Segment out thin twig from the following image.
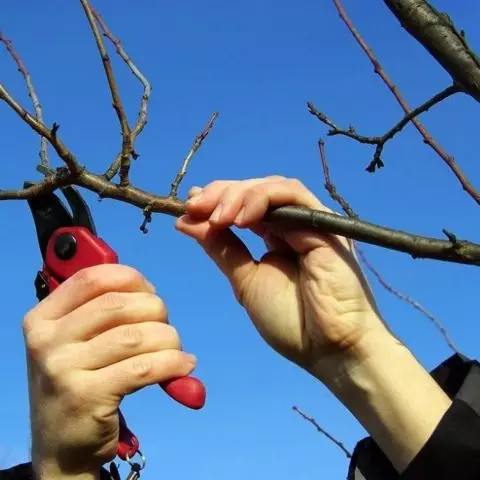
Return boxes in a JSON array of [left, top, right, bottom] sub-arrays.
[[0, 83, 80, 173], [329, 0, 480, 206], [2, 15, 480, 267], [170, 112, 219, 198], [0, 32, 49, 169], [356, 247, 459, 353], [318, 139, 357, 218], [80, 0, 133, 186], [318, 139, 458, 352], [90, 7, 153, 181], [309, 84, 465, 174], [292, 406, 352, 458]]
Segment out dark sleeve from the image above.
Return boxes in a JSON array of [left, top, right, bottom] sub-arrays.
[[347, 353, 480, 480], [0, 462, 113, 480]]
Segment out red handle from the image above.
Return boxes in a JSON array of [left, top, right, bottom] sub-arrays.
[[160, 376, 206, 410]]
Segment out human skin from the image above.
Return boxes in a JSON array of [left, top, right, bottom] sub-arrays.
[[175, 176, 452, 473], [25, 175, 451, 478]]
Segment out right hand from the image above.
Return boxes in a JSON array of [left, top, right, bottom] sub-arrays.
[[176, 177, 389, 381], [23, 264, 197, 478]]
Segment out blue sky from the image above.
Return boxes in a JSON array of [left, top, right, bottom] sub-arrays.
[[1, 1, 479, 478]]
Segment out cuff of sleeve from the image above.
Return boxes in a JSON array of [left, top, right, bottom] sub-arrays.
[[348, 353, 480, 480]]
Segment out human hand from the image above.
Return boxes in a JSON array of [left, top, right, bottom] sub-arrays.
[[176, 176, 452, 472], [175, 176, 387, 381], [23, 264, 196, 479]]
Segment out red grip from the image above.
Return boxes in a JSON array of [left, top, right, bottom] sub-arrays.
[[117, 410, 139, 461], [160, 376, 206, 410]]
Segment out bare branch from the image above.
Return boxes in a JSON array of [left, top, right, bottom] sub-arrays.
[[292, 406, 352, 458], [383, 0, 480, 102], [309, 84, 464, 171], [356, 247, 459, 353], [0, 32, 49, 169], [170, 112, 219, 198], [2, 5, 480, 268], [2, 79, 480, 266], [318, 139, 357, 218], [80, 0, 133, 186], [90, 7, 153, 181], [328, 0, 480, 206], [0, 83, 81, 174], [318, 138, 458, 352]]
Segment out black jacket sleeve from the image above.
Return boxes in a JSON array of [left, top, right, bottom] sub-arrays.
[[348, 353, 480, 480], [0, 463, 113, 480]]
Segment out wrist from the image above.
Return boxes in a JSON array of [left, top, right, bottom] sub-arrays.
[[311, 323, 452, 472]]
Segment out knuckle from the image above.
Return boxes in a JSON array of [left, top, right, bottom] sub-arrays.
[[24, 327, 52, 358], [42, 352, 66, 380], [131, 358, 154, 379], [265, 175, 286, 182], [73, 265, 146, 293], [118, 324, 143, 348], [285, 177, 304, 189], [22, 310, 39, 336], [143, 293, 168, 323], [249, 183, 269, 197], [208, 180, 226, 190], [100, 291, 128, 311], [118, 265, 146, 286], [72, 266, 106, 292], [161, 324, 181, 349]]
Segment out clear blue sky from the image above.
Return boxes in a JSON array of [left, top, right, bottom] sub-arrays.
[[1, 1, 479, 478]]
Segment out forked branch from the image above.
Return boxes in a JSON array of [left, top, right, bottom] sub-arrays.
[[318, 139, 458, 352], [80, 0, 133, 186], [90, 7, 153, 181], [1, 2, 480, 268], [318, 0, 480, 206]]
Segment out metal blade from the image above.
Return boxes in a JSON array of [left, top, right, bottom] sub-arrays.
[[24, 182, 74, 260], [60, 185, 97, 236]]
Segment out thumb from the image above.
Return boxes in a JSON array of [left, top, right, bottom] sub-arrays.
[[175, 215, 257, 304]]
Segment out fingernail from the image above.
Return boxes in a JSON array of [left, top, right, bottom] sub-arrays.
[[210, 204, 223, 222], [186, 193, 203, 206], [184, 353, 197, 364], [188, 186, 203, 198], [146, 281, 156, 293]]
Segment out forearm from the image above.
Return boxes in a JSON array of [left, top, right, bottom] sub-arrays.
[[317, 327, 452, 473]]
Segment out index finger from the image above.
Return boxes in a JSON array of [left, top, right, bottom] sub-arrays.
[[30, 264, 155, 321]]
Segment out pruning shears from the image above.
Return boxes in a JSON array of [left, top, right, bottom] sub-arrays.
[[24, 181, 207, 464]]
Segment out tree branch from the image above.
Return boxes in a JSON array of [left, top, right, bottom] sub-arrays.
[[2, 7, 480, 268], [170, 112, 219, 198], [383, 0, 480, 102], [0, 83, 81, 174], [80, 0, 133, 186], [327, 0, 480, 206], [90, 7, 153, 181], [2, 78, 480, 266], [318, 139, 357, 218], [292, 406, 352, 459], [0, 32, 49, 169], [318, 138, 458, 352], [356, 246, 459, 353]]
